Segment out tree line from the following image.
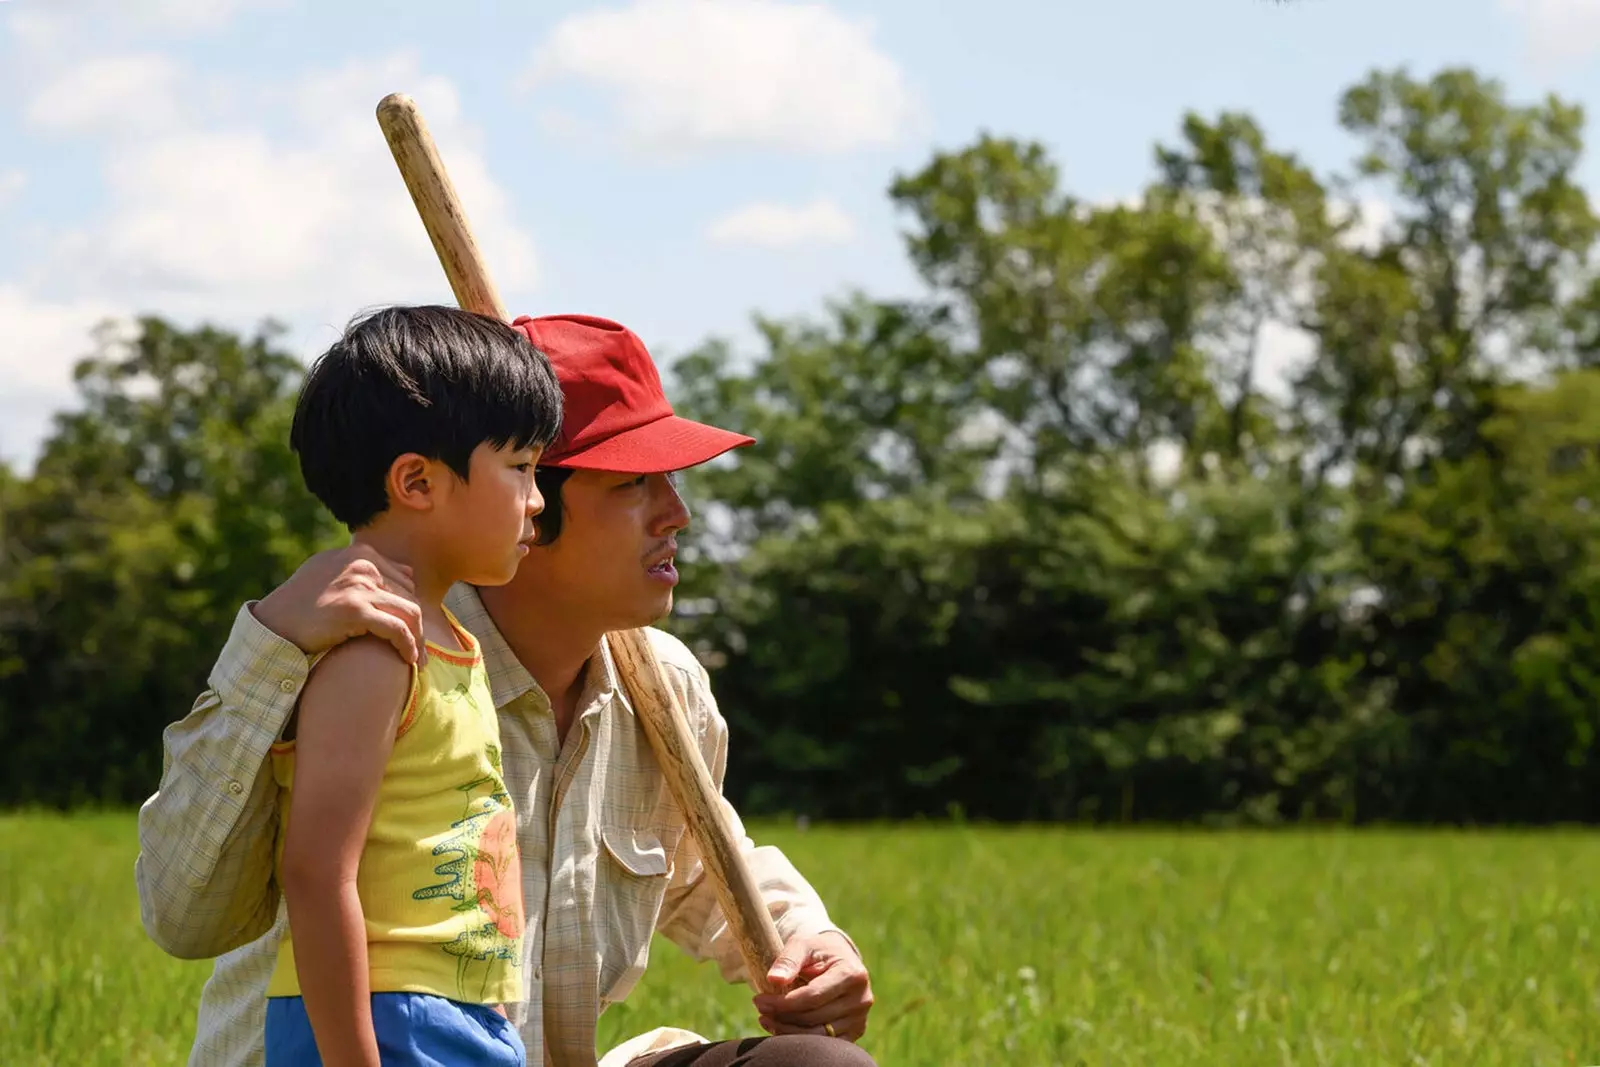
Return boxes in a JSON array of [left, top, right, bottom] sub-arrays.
[[5, 66, 1600, 823]]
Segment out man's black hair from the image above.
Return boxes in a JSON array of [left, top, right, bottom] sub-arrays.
[[531, 466, 576, 545], [530, 468, 684, 546], [290, 304, 563, 530]]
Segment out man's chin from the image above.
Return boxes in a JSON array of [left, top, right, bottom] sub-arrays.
[[627, 592, 674, 630]]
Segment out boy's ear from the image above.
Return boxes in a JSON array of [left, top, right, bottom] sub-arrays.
[[386, 453, 441, 513]]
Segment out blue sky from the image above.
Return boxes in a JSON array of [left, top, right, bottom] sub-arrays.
[[3, 0, 1598, 468]]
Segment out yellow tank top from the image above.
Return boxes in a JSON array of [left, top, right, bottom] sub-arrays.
[[266, 610, 525, 1006]]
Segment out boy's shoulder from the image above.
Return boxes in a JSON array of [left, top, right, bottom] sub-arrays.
[[309, 634, 413, 687], [294, 635, 414, 739]]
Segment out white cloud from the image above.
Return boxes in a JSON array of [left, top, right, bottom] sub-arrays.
[[1253, 319, 1317, 402], [1249, 199, 1395, 401], [130, 0, 283, 32], [1499, 0, 1600, 65], [525, 0, 921, 157], [1333, 197, 1396, 253], [0, 287, 122, 468], [707, 198, 855, 247], [27, 50, 536, 328], [4, 49, 539, 468], [25, 54, 186, 135], [1105, 193, 1394, 403], [0, 170, 25, 210], [0, 287, 117, 395], [10, 0, 280, 42]]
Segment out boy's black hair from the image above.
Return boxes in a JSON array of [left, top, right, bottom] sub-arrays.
[[291, 304, 564, 530]]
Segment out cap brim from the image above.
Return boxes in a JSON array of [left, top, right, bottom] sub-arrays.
[[543, 415, 755, 474]]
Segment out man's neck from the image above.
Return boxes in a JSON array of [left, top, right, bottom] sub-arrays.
[[477, 582, 603, 740]]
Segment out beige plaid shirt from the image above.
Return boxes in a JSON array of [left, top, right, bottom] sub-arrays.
[[134, 584, 851, 1067]]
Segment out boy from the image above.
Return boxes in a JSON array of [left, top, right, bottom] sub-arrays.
[[263, 304, 563, 1067]]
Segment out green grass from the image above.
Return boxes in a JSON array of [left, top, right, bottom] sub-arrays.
[[4, 812, 1599, 1066]]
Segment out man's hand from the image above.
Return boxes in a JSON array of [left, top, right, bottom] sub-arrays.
[[752, 931, 873, 1042], [251, 545, 426, 665]]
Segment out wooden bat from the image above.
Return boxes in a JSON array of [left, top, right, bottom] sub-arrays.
[[374, 92, 787, 995]]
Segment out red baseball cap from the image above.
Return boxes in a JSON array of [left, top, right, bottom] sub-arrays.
[[510, 313, 754, 473]]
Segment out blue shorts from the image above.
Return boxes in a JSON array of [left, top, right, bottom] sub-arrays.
[[265, 992, 526, 1066]]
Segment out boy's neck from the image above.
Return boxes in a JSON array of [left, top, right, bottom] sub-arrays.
[[349, 528, 460, 649]]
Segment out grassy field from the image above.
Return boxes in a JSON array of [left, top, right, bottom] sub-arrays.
[[3, 812, 1598, 1066]]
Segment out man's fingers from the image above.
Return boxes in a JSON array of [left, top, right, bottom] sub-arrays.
[[768, 1003, 845, 1029], [334, 553, 410, 597], [826, 1010, 869, 1041], [374, 591, 427, 661], [754, 964, 858, 1016], [362, 554, 417, 597], [758, 1009, 869, 1041], [257, 545, 422, 656], [308, 547, 427, 663], [754, 933, 873, 1042], [328, 544, 414, 593], [362, 610, 421, 666], [353, 598, 425, 665], [765, 941, 811, 991]]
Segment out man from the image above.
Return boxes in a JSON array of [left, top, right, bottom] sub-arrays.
[[135, 312, 877, 1067]]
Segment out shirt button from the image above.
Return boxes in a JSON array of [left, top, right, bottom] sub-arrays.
[[228, 780, 244, 795], [278, 678, 297, 694]]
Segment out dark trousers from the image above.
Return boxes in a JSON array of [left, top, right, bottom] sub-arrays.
[[630, 1035, 877, 1067]]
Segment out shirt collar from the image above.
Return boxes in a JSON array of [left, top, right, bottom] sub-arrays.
[[594, 632, 630, 715], [444, 583, 627, 718]]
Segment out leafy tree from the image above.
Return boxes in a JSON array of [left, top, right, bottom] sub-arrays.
[[0, 318, 339, 805], [8, 65, 1600, 824], [667, 67, 1600, 824]]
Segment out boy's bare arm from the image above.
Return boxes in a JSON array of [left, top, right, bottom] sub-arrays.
[[279, 636, 411, 1067], [135, 546, 423, 960]]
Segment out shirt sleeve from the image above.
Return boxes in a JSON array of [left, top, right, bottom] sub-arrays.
[[133, 601, 309, 959], [653, 658, 862, 986]]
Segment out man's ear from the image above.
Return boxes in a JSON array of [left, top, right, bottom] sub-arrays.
[[386, 453, 439, 513]]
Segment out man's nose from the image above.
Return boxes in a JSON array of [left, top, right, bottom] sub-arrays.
[[650, 474, 690, 533]]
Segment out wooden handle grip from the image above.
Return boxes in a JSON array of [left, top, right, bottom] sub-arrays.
[[376, 93, 509, 322], [607, 628, 786, 990], [374, 91, 786, 995]]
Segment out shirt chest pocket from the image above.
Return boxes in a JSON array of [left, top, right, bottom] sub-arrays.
[[596, 825, 673, 1004]]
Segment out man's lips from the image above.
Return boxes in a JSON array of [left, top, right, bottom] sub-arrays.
[[645, 542, 678, 581]]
